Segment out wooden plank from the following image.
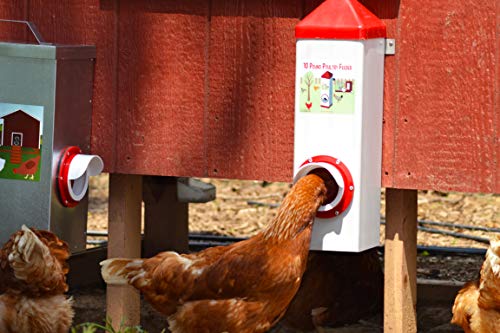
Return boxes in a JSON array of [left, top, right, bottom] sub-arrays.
[[17, 1, 497, 193], [106, 174, 142, 328], [89, 0, 119, 173], [416, 279, 462, 306], [303, 0, 326, 14], [115, 0, 209, 177], [143, 176, 189, 257], [206, 0, 301, 181], [359, 0, 402, 188], [0, 1, 28, 42], [28, 0, 119, 172], [67, 246, 107, 290], [496, 0, 500, 193], [384, 188, 418, 332], [392, 0, 497, 193]]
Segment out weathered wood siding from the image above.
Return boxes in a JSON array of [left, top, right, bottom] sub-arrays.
[[0, 0, 497, 193]]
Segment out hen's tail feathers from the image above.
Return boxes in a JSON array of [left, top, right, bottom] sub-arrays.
[[451, 280, 478, 330], [100, 258, 149, 288], [7, 225, 68, 292], [478, 236, 500, 309]]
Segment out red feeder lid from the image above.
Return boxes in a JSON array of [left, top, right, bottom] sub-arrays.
[[296, 0, 386, 40]]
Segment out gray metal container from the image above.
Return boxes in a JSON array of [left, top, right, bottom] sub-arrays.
[[0, 23, 96, 252]]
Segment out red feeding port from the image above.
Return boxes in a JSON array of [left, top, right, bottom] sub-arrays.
[[295, 0, 386, 40], [57, 146, 82, 208], [295, 155, 355, 219]]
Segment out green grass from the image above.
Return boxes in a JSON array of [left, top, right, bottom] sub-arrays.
[[71, 318, 165, 333], [0, 146, 41, 181]]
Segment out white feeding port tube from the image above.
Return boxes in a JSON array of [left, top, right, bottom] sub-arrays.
[[66, 154, 103, 202], [58, 146, 104, 207]]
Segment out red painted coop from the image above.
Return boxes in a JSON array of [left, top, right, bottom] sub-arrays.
[[0, 0, 497, 332], [0, 0, 495, 192]]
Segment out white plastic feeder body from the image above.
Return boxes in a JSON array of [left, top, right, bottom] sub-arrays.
[[294, 38, 385, 252]]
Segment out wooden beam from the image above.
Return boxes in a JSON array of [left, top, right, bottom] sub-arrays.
[[143, 176, 189, 257], [384, 188, 418, 332], [106, 174, 142, 328]]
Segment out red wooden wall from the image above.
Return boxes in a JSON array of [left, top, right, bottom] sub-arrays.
[[0, 0, 497, 193]]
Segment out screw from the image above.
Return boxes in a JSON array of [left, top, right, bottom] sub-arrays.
[[308, 157, 313, 163], [349, 185, 354, 190], [336, 159, 341, 164], [335, 211, 339, 216]]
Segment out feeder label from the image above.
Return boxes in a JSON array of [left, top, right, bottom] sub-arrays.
[[0, 102, 43, 182], [298, 64, 355, 114]]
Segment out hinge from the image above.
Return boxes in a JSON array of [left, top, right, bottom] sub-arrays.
[[385, 39, 396, 55]]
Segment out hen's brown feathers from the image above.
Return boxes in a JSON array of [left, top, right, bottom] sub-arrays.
[[0, 225, 70, 296], [102, 174, 328, 333], [0, 226, 73, 333], [169, 299, 268, 333], [0, 294, 73, 333], [451, 237, 500, 332], [477, 238, 500, 310]]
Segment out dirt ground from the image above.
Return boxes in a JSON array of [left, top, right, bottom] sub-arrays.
[[83, 175, 499, 332], [88, 175, 499, 249], [70, 287, 464, 333]]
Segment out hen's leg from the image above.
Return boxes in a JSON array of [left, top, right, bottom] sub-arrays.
[[311, 307, 328, 333]]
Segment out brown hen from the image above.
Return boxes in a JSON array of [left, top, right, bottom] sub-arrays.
[[0, 225, 73, 333], [101, 173, 329, 333], [451, 236, 500, 332]]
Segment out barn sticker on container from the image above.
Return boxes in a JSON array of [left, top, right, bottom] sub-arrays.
[[298, 62, 355, 114], [0, 102, 43, 182]]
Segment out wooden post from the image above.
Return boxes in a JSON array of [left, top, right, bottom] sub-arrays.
[[384, 188, 418, 332], [106, 174, 142, 328], [143, 176, 189, 257]]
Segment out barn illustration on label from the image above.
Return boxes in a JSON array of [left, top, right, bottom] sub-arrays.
[[299, 70, 355, 114], [0, 103, 43, 182]]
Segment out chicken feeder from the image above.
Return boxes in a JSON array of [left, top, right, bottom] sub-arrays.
[[293, 0, 387, 252], [0, 21, 102, 252]]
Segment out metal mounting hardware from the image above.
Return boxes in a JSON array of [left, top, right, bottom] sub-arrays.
[[177, 177, 216, 203], [385, 39, 396, 55], [0, 19, 49, 45]]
